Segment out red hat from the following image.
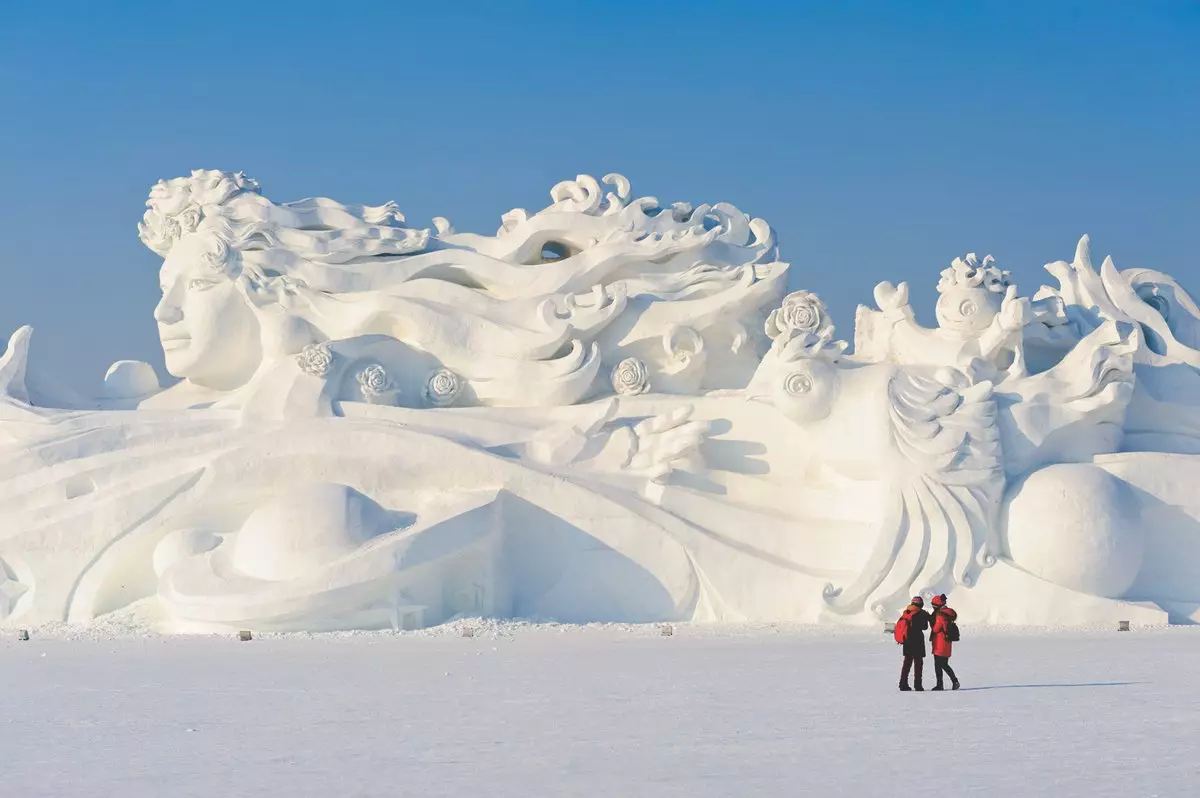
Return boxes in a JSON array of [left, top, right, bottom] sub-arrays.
[[931, 594, 947, 607], [910, 596, 924, 607]]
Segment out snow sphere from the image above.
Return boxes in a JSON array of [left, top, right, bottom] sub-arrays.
[[231, 483, 384, 581], [103, 360, 161, 398], [1003, 464, 1144, 598]]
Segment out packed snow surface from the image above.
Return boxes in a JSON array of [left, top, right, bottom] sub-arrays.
[[3, 622, 1197, 797]]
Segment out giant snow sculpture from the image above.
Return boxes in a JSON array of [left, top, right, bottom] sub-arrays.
[[2, 170, 1199, 632]]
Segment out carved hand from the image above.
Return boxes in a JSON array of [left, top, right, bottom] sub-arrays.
[[997, 285, 1034, 332], [625, 405, 710, 482]]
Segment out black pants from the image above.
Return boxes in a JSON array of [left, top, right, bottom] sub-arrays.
[[934, 655, 957, 687], [900, 654, 924, 688]]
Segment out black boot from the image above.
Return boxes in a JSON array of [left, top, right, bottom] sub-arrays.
[[899, 683, 912, 691], [931, 684, 944, 691], [952, 681, 961, 691]]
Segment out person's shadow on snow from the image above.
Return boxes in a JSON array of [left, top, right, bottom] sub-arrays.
[[957, 681, 1138, 692]]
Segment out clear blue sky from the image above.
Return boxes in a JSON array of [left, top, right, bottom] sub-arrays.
[[2, 1, 1197, 390]]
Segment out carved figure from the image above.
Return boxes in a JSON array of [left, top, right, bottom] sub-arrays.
[[2, 172, 1199, 632]]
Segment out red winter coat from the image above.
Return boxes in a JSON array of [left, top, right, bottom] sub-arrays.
[[930, 607, 957, 657]]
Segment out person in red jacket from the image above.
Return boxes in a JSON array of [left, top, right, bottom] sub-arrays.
[[929, 593, 960, 691], [896, 596, 933, 691]]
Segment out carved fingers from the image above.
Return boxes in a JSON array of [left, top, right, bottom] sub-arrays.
[[998, 284, 1034, 332], [627, 405, 710, 482]]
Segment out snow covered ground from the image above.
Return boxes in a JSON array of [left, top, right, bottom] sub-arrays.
[[3, 622, 1197, 797]]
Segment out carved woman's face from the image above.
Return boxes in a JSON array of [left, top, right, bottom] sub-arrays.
[[154, 232, 261, 389]]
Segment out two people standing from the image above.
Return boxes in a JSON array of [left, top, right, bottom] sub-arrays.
[[895, 594, 960, 691]]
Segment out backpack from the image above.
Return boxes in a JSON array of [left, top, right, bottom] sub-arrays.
[[946, 619, 960, 642], [893, 612, 912, 644]]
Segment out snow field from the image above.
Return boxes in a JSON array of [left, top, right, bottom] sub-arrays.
[[2, 624, 1197, 797]]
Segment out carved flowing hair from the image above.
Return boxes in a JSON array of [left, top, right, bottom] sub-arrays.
[[1043, 234, 1200, 367], [139, 170, 785, 405], [823, 364, 1005, 617]]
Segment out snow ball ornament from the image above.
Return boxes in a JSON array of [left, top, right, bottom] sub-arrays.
[[611, 357, 651, 396], [1003, 464, 1144, 598], [102, 360, 161, 399], [229, 483, 386, 581]]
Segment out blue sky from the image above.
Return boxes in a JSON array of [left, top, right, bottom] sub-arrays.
[[1, 1, 1197, 390]]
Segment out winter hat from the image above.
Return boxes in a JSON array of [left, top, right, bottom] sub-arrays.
[[910, 596, 924, 607], [931, 594, 947, 608]]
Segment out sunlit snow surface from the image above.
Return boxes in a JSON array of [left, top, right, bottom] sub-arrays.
[[4, 622, 1197, 797]]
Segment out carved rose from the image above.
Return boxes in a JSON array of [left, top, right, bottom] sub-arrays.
[[356, 364, 392, 401], [177, 206, 203, 234], [611, 357, 651, 396], [295, 342, 334, 378], [424, 368, 462, 407], [765, 290, 831, 341]]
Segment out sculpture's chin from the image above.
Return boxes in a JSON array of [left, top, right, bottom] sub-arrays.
[[162, 346, 216, 381], [160, 349, 191, 378], [161, 348, 259, 392]]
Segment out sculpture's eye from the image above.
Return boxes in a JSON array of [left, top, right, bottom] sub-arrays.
[[540, 241, 573, 262], [784, 371, 813, 395], [188, 278, 218, 292], [958, 299, 978, 317]]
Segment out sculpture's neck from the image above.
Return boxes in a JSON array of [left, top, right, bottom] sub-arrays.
[[139, 363, 265, 410]]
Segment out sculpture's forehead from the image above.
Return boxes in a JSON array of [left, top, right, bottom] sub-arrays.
[[158, 235, 208, 286]]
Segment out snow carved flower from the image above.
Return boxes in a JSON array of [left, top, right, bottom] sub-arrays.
[[764, 290, 831, 341], [356, 364, 393, 402], [424, 368, 463, 407], [295, 342, 334, 378], [611, 357, 651, 396], [177, 206, 203, 234]]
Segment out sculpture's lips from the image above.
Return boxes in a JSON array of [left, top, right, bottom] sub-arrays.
[[161, 336, 190, 350]]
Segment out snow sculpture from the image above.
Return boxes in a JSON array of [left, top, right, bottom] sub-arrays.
[[2, 171, 1199, 633]]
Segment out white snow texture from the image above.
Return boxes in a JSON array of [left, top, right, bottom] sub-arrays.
[[3, 624, 1197, 797], [3, 170, 1200, 633]]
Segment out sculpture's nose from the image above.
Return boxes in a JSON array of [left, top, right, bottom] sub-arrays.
[[154, 294, 183, 325]]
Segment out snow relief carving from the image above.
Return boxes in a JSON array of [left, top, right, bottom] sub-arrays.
[[2, 171, 1200, 633]]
